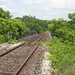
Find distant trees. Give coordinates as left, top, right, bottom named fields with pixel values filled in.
left=0, top=8, right=49, bottom=43
left=68, top=13, right=75, bottom=20
left=16, top=15, right=48, bottom=33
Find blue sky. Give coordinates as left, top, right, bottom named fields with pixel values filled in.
left=0, top=0, right=75, bottom=20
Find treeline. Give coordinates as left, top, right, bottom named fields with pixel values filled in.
left=0, top=8, right=49, bottom=43
left=45, top=13, right=75, bottom=74
left=15, top=15, right=49, bottom=33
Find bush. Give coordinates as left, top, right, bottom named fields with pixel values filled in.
left=45, top=37, right=75, bottom=75
left=0, top=35, right=7, bottom=43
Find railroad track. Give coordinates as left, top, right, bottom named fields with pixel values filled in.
left=0, top=33, right=43, bottom=58
left=0, top=32, right=48, bottom=75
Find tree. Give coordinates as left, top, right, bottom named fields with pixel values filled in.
left=0, top=8, right=12, bottom=19
left=68, top=13, right=75, bottom=20
left=16, top=15, right=48, bottom=33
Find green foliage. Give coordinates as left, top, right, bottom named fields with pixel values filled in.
left=48, top=18, right=75, bottom=44
left=0, top=18, right=29, bottom=41
left=45, top=37, right=75, bottom=75
left=16, top=15, right=48, bottom=33
left=0, top=8, right=12, bottom=19
left=8, top=38, right=19, bottom=44
left=0, top=8, right=30, bottom=43
left=47, top=13, right=75, bottom=75
left=0, top=8, right=49, bottom=44
left=68, top=13, right=75, bottom=20
left=0, top=35, right=7, bottom=43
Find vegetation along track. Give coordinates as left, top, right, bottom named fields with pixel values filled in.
left=0, top=32, right=48, bottom=75
left=0, top=33, right=43, bottom=58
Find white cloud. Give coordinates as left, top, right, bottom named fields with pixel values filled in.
left=48, top=0, right=65, bottom=8
left=19, top=0, right=75, bottom=20
left=43, top=7, right=50, bottom=11
left=0, top=5, right=15, bottom=12
left=48, top=0, right=75, bottom=9
left=21, top=0, right=45, bottom=4
left=0, top=0, right=6, bottom=2
left=0, top=0, right=75, bottom=20
left=21, top=0, right=75, bottom=9
left=0, top=0, right=16, bottom=13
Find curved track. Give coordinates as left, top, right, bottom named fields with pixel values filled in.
left=0, top=32, right=49, bottom=75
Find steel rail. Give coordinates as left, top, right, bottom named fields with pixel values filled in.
left=13, top=33, right=46, bottom=75
left=0, top=34, right=43, bottom=58
left=0, top=33, right=46, bottom=75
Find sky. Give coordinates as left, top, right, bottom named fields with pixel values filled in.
left=0, top=0, right=75, bottom=20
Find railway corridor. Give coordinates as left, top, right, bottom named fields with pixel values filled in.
left=0, top=44, right=36, bottom=74
left=0, top=32, right=52, bottom=75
